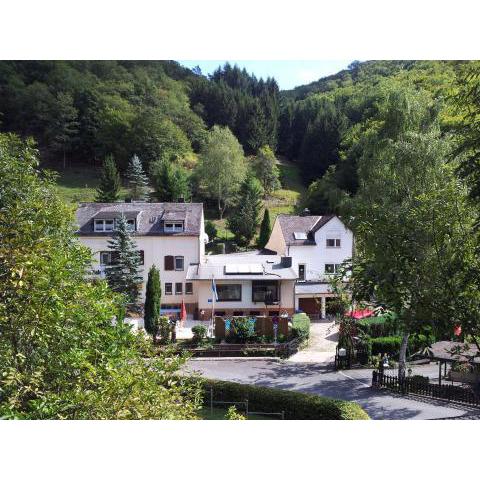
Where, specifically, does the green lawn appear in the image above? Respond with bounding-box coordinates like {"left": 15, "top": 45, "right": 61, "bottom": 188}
{"left": 47, "top": 164, "right": 128, "bottom": 204}
{"left": 199, "top": 407, "right": 278, "bottom": 420}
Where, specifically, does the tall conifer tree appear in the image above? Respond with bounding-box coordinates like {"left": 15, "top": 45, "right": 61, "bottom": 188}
{"left": 95, "top": 154, "right": 121, "bottom": 202}
{"left": 105, "top": 215, "right": 143, "bottom": 306}
{"left": 126, "top": 154, "right": 149, "bottom": 200}
{"left": 144, "top": 265, "right": 161, "bottom": 339}
{"left": 258, "top": 208, "right": 271, "bottom": 248}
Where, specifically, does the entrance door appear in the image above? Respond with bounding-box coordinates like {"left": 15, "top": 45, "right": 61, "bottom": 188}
{"left": 298, "top": 297, "right": 320, "bottom": 315}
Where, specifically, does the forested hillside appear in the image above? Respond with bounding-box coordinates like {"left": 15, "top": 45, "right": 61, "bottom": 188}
{"left": 0, "top": 59, "right": 475, "bottom": 244}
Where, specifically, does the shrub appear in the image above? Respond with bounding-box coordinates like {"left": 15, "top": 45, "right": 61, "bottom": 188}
{"left": 192, "top": 325, "right": 207, "bottom": 343}
{"left": 410, "top": 375, "right": 430, "bottom": 386}
{"left": 370, "top": 334, "right": 434, "bottom": 357}
{"left": 202, "top": 380, "right": 369, "bottom": 420}
{"left": 157, "top": 316, "right": 171, "bottom": 344}
{"left": 205, "top": 220, "right": 217, "bottom": 241}
{"left": 291, "top": 313, "right": 310, "bottom": 341}
{"left": 229, "top": 317, "right": 256, "bottom": 343}
{"left": 225, "top": 406, "right": 246, "bottom": 420}
{"left": 356, "top": 313, "right": 399, "bottom": 338}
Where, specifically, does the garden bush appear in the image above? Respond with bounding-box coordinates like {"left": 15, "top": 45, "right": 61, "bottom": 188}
{"left": 370, "top": 334, "right": 434, "bottom": 357}
{"left": 201, "top": 379, "right": 369, "bottom": 420}
{"left": 291, "top": 313, "right": 310, "bottom": 341}
{"left": 192, "top": 325, "right": 207, "bottom": 343}
{"left": 227, "top": 317, "right": 256, "bottom": 343}
{"left": 356, "top": 313, "right": 399, "bottom": 338}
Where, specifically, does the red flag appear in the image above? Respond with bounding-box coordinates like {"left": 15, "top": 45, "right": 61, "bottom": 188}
{"left": 180, "top": 299, "right": 187, "bottom": 321}
{"left": 454, "top": 324, "right": 462, "bottom": 336}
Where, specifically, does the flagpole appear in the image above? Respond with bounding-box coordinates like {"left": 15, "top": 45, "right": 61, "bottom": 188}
{"left": 211, "top": 274, "right": 216, "bottom": 338}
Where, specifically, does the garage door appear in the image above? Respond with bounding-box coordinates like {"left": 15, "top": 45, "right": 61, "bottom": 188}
{"left": 298, "top": 297, "right": 320, "bottom": 315}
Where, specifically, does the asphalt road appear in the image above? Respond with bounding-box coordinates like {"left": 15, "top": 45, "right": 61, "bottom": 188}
{"left": 184, "top": 358, "right": 480, "bottom": 420}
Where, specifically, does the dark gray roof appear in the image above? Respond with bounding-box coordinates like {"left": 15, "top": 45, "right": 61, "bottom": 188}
{"left": 75, "top": 202, "right": 203, "bottom": 236}
{"left": 429, "top": 341, "right": 480, "bottom": 364}
{"left": 277, "top": 214, "right": 335, "bottom": 246}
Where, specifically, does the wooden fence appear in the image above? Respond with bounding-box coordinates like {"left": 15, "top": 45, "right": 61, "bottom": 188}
{"left": 372, "top": 370, "right": 480, "bottom": 407}
{"left": 214, "top": 316, "right": 289, "bottom": 340}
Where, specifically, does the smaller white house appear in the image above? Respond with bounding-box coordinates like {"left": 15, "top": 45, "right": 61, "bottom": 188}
{"left": 265, "top": 213, "right": 353, "bottom": 318}
{"left": 186, "top": 251, "right": 297, "bottom": 319}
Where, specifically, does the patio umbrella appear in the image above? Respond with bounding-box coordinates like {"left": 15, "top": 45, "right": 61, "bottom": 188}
{"left": 180, "top": 299, "right": 187, "bottom": 322}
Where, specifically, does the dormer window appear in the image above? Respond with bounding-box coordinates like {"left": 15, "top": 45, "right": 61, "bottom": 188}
{"left": 94, "top": 218, "right": 135, "bottom": 232}
{"left": 165, "top": 222, "right": 184, "bottom": 233}
{"left": 94, "top": 219, "right": 114, "bottom": 232}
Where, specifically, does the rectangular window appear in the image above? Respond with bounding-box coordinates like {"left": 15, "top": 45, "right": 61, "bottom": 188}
{"left": 165, "top": 283, "right": 172, "bottom": 295}
{"left": 175, "top": 256, "right": 184, "bottom": 271}
{"left": 233, "top": 311, "right": 244, "bottom": 316}
{"left": 138, "top": 250, "right": 144, "bottom": 265}
{"left": 298, "top": 264, "right": 306, "bottom": 281}
{"left": 100, "top": 251, "right": 112, "bottom": 265}
{"left": 326, "top": 238, "right": 341, "bottom": 248}
{"left": 185, "top": 282, "right": 193, "bottom": 295}
{"left": 164, "top": 222, "right": 184, "bottom": 233}
{"left": 252, "top": 281, "right": 279, "bottom": 304}
{"left": 94, "top": 219, "right": 105, "bottom": 232}
{"left": 105, "top": 219, "right": 114, "bottom": 232}
{"left": 164, "top": 255, "right": 174, "bottom": 271}
{"left": 216, "top": 284, "right": 242, "bottom": 302}
{"left": 175, "top": 282, "right": 183, "bottom": 295}
{"left": 249, "top": 311, "right": 261, "bottom": 316}
{"left": 325, "top": 264, "right": 341, "bottom": 274}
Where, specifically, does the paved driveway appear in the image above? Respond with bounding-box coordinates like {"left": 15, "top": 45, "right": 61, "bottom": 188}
{"left": 184, "top": 358, "right": 480, "bottom": 420}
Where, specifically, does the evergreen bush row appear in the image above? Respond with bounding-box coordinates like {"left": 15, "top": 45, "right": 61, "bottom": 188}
{"left": 202, "top": 380, "right": 369, "bottom": 420}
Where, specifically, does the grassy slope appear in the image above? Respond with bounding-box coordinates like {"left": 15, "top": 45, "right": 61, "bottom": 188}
{"left": 207, "top": 157, "right": 305, "bottom": 245}
{"left": 51, "top": 164, "right": 128, "bottom": 204}
{"left": 53, "top": 159, "right": 305, "bottom": 244}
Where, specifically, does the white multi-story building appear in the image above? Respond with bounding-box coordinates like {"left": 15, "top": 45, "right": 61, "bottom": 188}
{"left": 265, "top": 213, "right": 354, "bottom": 318}
{"left": 75, "top": 202, "right": 207, "bottom": 318}
{"left": 75, "top": 203, "right": 352, "bottom": 321}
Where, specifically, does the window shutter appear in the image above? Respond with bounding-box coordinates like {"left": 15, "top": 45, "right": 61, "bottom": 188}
{"left": 139, "top": 250, "right": 144, "bottom": 265}
{"left": 164, "top": 255, "right": 174, "bottom": 271}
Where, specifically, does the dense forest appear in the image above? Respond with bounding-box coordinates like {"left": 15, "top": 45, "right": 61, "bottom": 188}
{"left": 0, "top": 59, "right": 475, "bottom": 217}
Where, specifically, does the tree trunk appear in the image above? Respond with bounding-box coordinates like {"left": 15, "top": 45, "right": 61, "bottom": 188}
{"left": 63, "top": 146, "right": 66, "bottom": 170}
{"left": 398, "top": 333, "right": 409, "bottom": 380}
{"left": 218, "top": 198, "right": 223, "bottom": 220}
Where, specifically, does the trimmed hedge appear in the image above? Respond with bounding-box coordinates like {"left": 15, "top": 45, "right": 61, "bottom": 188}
{"left": 370, "top": 334, "right": 434, "bottom": 357}
{"left": 202, "top": 379, "right": 369, "bottom": 420}
{"left": 356, "top": 313, "right": 399, "bottom": 338}
{"left": 291, "top": 313, "right": 310, "bottom": 341}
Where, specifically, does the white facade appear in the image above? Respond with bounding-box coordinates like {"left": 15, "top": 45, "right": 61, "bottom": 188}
{"left": 265, "top": 215, "right": 354, "bottom": 317}
{"left": 287, "top": 216, "right": 353, "bottom": 283}
{"left": 81, "top": 234, "right": 204, "bottom": 304}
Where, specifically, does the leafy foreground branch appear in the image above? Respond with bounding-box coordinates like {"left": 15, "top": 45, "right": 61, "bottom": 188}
{"left": 0, "top": 133, "right": 202, "bottom": 419}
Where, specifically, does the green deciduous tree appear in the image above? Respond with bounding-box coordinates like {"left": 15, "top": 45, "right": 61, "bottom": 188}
{"left": 227, "top": 172, "right": 263, "bottom": 247}
{"left": 196, "top": 125, "right": 247, "bottom": 219}
{"left": 349, "top": 89, "right": 474, "bottom": 378}
{"left": 126, "top": 154, "right": 149, "bottom": 200}
{"left": 253, "top": 145, "right": 280, "bottom": 196}
{"left": 105, "top": 215, "right": 143, "bottom": 306}
{"left": 0, "top": 133, "right": 201, "bottom": 419}
{"left": 257, "top": 208, "right": 271, "bottom": 248}
{"left": 144, "top": 265, "right": 161, "bottom": 341}
{"left": 204, "top": 220, "right": 217, "bottom": 242}
{"left": 95, "top": 154, "right": 121, "bottom": 202}
{"left": 150, "top": 158, "right": 190, "bottom": 202}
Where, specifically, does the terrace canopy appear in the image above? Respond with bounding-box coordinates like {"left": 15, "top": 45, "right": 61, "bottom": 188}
{"left": 427, "top": 341, "right": 480, "bottom": 386}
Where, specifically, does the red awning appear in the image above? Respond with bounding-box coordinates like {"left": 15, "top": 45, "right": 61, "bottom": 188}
{"left": 346, "top": 309, "right": 374, "bottom": 320}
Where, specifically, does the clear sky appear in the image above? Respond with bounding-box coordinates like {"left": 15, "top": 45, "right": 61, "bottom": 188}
{"left": 179, "top": 60, "right": 354, "bottom": 90}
